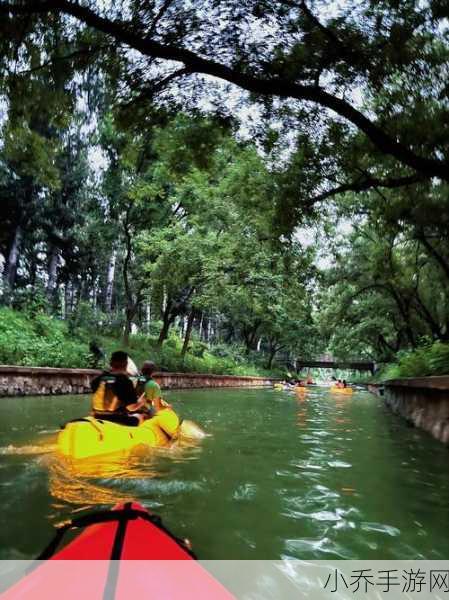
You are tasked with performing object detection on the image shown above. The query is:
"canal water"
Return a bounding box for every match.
[0,387,448,560]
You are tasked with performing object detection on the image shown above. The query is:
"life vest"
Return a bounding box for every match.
[92,375,121,414]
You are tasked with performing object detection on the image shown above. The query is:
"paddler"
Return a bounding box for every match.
[135,361,172,415]
[91,351,144,426]
[132,361,180,439]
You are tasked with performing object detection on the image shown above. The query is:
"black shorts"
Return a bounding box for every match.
[94,413,140,427]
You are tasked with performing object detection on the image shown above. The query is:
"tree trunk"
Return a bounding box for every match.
[70,282,77,314]
[157,303,174,347]
[243,329,251,354]
[266,348,277,369]
[123,306,134,346]
[104,248,116,312]
[202,316,209,342]
[29,254,37,287]
[224,324,234,344]
[266,339,285,369]
[181,309,196,358]
[207,319,212,344]
[64,283,71,319]
[417,233,449,282]
[47,247,59,299]
[243,323,261,354]
[91,279,98,311]
[124,296,142,346]
[4,225,23,290]
[198,312,203,339]
[145,301,151,332]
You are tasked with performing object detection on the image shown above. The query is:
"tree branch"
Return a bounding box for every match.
[16,44,110,74]
[1,0,448,180]
[147,0,175,37]
[415,231,449,282]
[310,173,423,204]
[298,0,345,52]
[120,66,191,107]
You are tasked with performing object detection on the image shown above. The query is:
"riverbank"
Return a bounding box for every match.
[0,365,276,397]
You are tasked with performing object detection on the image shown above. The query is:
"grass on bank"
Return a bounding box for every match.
[0,307,284,377]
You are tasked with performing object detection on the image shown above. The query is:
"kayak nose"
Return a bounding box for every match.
[112,501,147,513]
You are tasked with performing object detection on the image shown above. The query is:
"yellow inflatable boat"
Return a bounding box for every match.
[273,383,285,391]
[330,386,353,395]
[58,409,180,460]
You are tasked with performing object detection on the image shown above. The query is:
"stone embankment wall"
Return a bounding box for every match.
[384,376,449,445]
[0,365,275,397]
[365,383,384,397]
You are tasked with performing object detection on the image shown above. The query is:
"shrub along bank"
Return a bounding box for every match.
[0,307,284,377]
[380,341,449,379]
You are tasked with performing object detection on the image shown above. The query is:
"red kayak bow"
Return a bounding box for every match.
[2,502,234,599]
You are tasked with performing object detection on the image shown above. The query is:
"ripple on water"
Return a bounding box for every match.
[282,505,360,525]
[308,510,343,522]
[0,444,56,455]
[275,469,323,484]
[327,460,352,468]
[232,483,257,501]
[281,508,341,522]
[289,459,323,471]
[284,536,355,559]
[305,484,341,502]
[104,478,206,495]
[360,522,401,537]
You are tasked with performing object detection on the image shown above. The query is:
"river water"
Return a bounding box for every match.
[0,387,448,560]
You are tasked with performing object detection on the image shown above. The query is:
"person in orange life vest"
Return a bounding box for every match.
[91,351,144,426]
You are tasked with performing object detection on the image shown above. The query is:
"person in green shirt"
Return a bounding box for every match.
[135,361,172,415]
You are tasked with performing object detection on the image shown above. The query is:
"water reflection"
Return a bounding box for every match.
[46,436,205,508]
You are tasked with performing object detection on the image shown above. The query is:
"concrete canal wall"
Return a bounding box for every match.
[0,365,275,397]
[384,376,449,445]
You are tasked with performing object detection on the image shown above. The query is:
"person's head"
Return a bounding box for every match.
[110,351,129,372]
[142,360,156,377]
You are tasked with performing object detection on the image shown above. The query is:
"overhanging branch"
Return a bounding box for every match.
[310,173,423,204]
[1,0,448,181]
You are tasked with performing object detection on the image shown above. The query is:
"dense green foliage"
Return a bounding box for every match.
[1,0,449,377]
[0,307,89,368]
[383,342,449,380]
[0,307,284,376]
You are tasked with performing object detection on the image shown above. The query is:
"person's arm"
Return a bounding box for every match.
[152,396,162,412]
[127,392,146,412]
